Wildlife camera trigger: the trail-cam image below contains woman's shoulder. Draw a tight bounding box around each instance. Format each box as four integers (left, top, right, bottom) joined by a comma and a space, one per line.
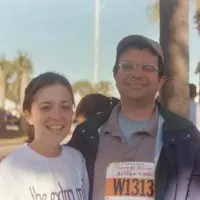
61, 145, 85, 162
0, 144, 29, 168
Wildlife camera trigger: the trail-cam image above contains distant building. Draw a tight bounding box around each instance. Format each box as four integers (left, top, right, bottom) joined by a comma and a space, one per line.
4, 99, 20, 117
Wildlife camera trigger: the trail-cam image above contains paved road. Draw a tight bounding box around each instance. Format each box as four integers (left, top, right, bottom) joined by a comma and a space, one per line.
0, 144, 20, 158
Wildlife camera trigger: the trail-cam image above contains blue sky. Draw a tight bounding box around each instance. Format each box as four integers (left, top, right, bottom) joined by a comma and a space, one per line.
0, 0, 199, 87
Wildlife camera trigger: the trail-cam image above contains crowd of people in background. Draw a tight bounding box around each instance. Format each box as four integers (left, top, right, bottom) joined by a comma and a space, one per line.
189, 83, 200, 130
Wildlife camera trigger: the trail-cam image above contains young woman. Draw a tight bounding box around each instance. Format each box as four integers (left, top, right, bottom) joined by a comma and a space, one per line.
0, 72, 89, 200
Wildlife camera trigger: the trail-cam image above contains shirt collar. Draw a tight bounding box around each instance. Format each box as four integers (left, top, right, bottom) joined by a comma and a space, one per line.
102, 103, 159, 138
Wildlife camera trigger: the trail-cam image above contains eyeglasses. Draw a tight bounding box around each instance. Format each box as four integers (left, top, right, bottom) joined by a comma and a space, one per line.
118, 62, 159, 73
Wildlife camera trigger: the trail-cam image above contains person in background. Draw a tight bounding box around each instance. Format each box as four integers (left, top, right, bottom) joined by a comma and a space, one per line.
0, 72, 88, 200
74, 93, 119, 125
189, 83, 200, 130
68, 35, 200, 200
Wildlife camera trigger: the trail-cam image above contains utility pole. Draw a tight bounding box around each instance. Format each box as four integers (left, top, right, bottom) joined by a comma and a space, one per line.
93, 0, 100, 84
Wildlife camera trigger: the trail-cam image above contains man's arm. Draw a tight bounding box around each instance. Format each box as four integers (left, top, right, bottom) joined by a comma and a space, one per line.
187, 128, 200, 199
187, 152, 200, 199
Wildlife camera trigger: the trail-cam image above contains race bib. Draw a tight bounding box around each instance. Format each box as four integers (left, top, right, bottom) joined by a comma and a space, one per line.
105, 162, 155, 200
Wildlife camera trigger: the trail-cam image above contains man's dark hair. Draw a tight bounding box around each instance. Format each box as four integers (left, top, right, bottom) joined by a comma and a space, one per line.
75, 94, 119, 119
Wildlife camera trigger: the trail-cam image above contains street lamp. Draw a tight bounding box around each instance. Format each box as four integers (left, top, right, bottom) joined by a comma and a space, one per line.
93, 0, 100, 84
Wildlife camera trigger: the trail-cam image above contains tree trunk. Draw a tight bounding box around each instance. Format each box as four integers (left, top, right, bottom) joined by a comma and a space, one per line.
19, 71, 30, 135
20, 71, 29, 109
198, 72, 200, 103
159, 0, 189, 117
0, 69, 5, 108
0, 69, 6, 132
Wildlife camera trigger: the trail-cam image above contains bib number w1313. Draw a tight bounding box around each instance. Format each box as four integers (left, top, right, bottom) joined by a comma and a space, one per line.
105, 162, 155, 200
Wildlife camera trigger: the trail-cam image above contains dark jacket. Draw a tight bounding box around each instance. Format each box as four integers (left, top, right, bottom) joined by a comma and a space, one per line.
67, 103, 200, 200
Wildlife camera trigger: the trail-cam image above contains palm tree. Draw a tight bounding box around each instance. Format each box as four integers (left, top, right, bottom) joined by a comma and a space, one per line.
94, 81, 113, 96
0, 52, 32, 133
149, 0, 189, 117
12, 52, 32, 135
193, 0, 200, 34
0, 56, 14, 108
150, 0, 200, 24
0, 57, 14, 131
14, 51, 32, 108
195, 62, 200, 101
3, 52, 32, 108
73, 80, 94, 97
72, 80, 113, 98
148, 0, 160, 22
6, 73, 21, 105
0, 59, 5, 108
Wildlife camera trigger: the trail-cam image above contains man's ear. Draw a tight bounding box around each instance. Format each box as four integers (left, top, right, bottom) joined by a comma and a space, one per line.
161, 76, 166, 84
158, 75, 166, 91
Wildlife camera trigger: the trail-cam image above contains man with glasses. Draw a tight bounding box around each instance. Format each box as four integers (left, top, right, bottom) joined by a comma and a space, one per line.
68, 35, 200, 200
